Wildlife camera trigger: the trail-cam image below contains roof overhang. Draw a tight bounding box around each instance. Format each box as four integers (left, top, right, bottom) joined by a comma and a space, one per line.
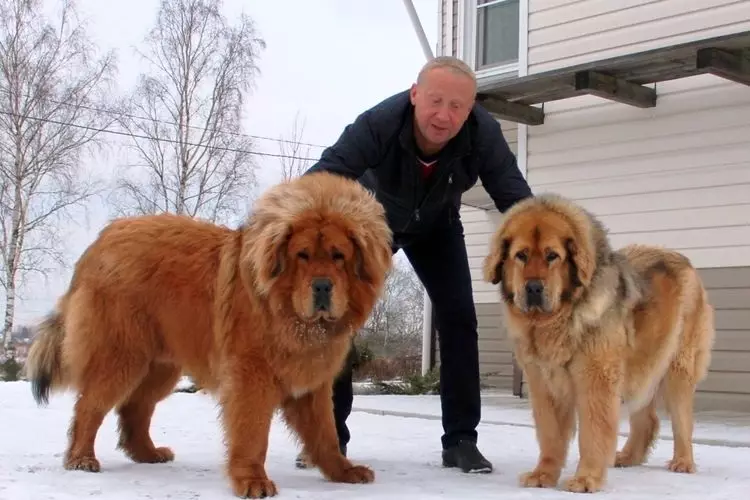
475, 31, 750, 126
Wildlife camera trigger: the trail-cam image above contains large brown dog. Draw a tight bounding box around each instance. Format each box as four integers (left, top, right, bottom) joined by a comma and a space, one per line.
482, 194, 715, 494
24, 171, 393, 498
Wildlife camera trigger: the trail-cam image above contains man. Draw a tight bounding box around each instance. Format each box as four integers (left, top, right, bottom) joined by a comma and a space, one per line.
298, 56, 533, 473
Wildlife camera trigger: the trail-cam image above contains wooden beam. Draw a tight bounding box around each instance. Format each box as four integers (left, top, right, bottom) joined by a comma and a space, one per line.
476, 95, 544, 126
696, 47, 750, 86
574, 70, 657, 108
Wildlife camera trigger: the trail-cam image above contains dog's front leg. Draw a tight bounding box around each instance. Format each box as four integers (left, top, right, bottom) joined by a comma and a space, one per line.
220, 356, 282, 498
565, 352, 624, 493
281, 381, 374, 485
519, 363, 576, 489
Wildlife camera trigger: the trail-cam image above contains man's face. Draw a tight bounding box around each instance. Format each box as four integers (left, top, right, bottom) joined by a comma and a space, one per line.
410, 67, 475, 152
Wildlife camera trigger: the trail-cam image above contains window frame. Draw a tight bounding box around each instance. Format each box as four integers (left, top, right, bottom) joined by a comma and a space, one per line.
459, 0, 528, 81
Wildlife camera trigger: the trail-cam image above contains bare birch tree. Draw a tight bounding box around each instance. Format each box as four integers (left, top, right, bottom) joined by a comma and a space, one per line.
0, 0, 117, 347
111, 0, 266, 224
361, 258, 424, 357
278, 111, 314, 181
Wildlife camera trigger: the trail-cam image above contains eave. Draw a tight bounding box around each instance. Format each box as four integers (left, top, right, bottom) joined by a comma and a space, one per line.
476, 31, 750, 126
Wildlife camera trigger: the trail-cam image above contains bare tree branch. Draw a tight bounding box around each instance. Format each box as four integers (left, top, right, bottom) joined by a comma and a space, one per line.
0, 0, 116, 346
359, 257, 425, 358
110, 0, 266, 224
278, 111, 314, 181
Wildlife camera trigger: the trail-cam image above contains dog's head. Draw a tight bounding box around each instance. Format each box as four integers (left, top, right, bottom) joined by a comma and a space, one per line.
242, 172, 393, 339
483, 195, 604, 321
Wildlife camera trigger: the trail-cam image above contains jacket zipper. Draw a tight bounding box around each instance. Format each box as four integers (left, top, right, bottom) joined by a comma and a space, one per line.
410, 165, 454, 228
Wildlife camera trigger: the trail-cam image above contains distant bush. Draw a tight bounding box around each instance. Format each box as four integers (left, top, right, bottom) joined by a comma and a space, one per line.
2, 358, 22, 381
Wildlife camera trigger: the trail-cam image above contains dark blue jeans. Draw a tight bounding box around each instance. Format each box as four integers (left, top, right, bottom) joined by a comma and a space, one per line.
332, 209, 481, 450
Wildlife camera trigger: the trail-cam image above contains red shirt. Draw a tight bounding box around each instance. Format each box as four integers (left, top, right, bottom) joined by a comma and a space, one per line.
417, 155, 438, 180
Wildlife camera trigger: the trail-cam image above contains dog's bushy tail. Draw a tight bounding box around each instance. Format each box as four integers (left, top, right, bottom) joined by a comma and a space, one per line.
25, 311, 69, 406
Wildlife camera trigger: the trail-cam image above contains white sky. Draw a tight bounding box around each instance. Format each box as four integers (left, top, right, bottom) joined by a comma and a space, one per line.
9, 0, 439, 326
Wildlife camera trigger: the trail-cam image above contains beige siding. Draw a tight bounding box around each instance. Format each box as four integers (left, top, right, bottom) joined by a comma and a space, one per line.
439, 0, 448, 56
526, 74, 750, 269
696, 267, 750, 412
477, 303, 515, 390
452, 0, 459, 57
438, 0, 460, 57
527, 0, 750, 73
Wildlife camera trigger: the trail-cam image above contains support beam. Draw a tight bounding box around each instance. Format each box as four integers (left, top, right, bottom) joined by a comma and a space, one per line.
696, 47, 750, 86
476, 95, 545, 126
574, 70, 657, 108
402, 0, 434, 61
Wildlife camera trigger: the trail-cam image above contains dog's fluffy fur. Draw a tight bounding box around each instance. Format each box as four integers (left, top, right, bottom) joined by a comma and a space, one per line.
482, 193, 715, 493
24, 171, 393, 498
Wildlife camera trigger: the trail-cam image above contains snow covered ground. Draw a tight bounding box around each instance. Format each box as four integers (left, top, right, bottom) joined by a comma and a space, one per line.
1, 381, 749, 499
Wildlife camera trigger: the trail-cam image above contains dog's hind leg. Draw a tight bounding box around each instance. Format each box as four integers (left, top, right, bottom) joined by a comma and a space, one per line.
64, 355, 149, 472
116, 361, 182, 464
615, 398, 659, 467
663, 367, 698, 473
62, 292, 152, 472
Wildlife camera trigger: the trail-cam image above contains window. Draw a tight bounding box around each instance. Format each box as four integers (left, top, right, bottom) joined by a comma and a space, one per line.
475, 0, 520, 71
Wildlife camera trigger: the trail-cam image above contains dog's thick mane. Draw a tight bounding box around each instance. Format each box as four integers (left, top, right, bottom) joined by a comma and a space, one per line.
239, 172, 392, 296
495, 194, 647, 329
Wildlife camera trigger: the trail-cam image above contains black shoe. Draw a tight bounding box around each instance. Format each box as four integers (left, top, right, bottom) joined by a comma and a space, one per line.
442, 440, 493, 473
294, 444, 347, 469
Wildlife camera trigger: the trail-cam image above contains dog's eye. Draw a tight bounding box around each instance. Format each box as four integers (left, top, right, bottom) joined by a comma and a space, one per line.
515, 251, 528, 263
297, 251, 309, 260
546, 252, 559, 262
332, 251, 345, 261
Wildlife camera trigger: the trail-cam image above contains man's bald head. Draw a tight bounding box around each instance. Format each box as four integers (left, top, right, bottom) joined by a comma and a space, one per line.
410, 56, 477, 155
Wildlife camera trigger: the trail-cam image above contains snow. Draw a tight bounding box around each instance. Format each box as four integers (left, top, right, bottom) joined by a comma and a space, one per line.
1, 381, 749, 499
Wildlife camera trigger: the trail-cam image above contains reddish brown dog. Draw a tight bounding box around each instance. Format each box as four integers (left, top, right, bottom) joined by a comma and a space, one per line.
25, 171, 393, 498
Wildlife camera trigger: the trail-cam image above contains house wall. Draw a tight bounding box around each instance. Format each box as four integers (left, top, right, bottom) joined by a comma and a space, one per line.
442, 0, 750, 409
527, 0, 750, 73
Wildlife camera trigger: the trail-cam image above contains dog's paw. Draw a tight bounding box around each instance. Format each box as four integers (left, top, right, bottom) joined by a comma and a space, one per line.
129, 446, 175, 464
614, 450, 642, 468
330, 464, 375, 484
563, 474, 603, 493
64, 455, 101, 473
519, 468, 559, 488
231, 476, 278, 498
667, 457, 696, 474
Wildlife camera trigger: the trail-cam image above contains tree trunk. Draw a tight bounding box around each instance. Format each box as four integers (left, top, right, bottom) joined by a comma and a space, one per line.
2, 180, 23, 349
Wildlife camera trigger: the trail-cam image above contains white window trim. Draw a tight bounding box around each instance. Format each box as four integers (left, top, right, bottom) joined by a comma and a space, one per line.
460, 0, 528, 82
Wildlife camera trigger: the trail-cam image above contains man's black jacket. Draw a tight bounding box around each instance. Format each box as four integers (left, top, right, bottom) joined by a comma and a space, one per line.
305, 90, 533, 242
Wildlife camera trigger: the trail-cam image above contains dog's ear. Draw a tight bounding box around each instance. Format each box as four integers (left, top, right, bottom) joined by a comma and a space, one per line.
349, 233, 393, 285
241, 217, 291, 294
565, 237, 593, 288
350, 236, 369, 282
269, 234, 290, 279
483, 237, 511, 285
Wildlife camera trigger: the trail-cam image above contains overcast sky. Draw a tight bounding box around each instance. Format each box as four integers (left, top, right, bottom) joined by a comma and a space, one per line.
11, 0, 439, 325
